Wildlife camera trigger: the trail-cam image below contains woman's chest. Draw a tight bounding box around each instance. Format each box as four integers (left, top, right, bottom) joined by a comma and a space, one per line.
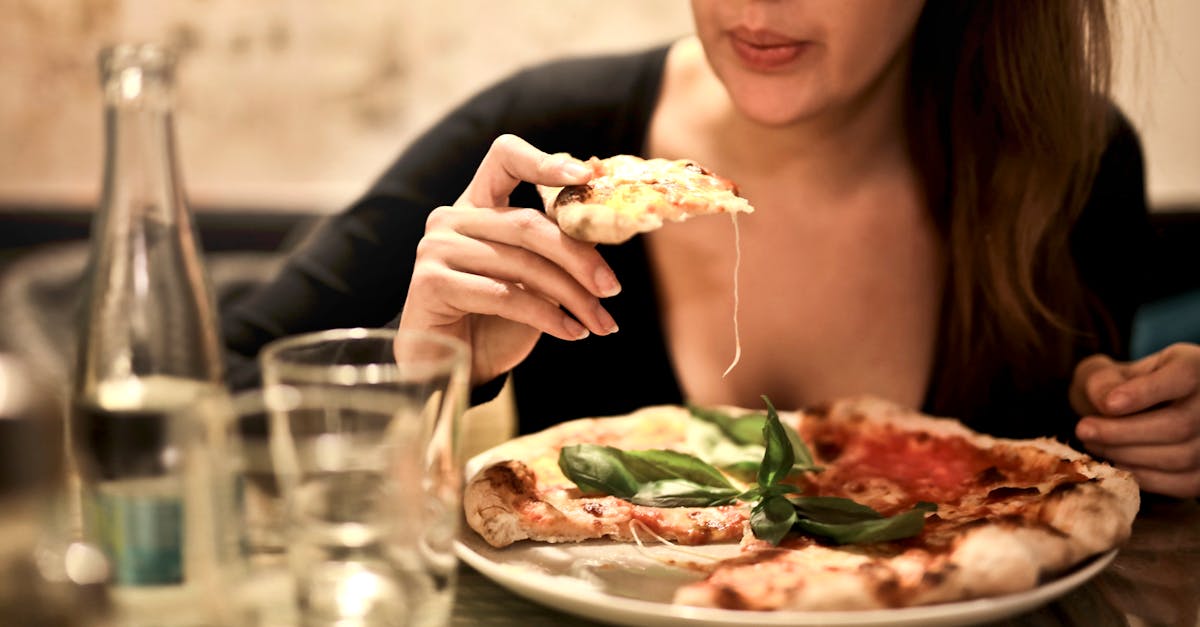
644, 197, 945, 412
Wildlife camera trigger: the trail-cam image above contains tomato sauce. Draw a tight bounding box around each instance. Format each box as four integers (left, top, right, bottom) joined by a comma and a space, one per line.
805, 422, 1085, 508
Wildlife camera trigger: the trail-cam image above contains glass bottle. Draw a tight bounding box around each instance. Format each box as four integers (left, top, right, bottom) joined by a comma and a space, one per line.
71, 42, 227, 624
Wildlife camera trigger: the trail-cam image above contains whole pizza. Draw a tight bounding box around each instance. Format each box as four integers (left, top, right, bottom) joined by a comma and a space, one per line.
462, 397, 1138, 611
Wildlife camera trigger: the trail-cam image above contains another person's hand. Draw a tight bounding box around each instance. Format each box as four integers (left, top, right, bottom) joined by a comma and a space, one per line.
1071, 343, 1200, 498
399, 134, 621, 385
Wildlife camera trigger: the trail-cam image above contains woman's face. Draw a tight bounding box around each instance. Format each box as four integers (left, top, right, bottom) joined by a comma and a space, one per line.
690, 0, 926, 126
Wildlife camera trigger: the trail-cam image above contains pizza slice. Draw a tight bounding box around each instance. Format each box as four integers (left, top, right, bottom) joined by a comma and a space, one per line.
538, 155, 755, 244
462, 406, 748, 547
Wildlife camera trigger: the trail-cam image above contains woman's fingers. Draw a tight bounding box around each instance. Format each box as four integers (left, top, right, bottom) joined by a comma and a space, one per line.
417, 229, 618, 336
1069, 354, 1125, 415
401, 134, 602, 384
408, 261, 591, 342
459, 134, 592, 209
1085, 436, 1200, 473
1073, 344, 1200, 498
1076, 404, 1200, 447
426, 205, 621, 299
1117, 465, 1200, 500
1104, 349, 1198, 415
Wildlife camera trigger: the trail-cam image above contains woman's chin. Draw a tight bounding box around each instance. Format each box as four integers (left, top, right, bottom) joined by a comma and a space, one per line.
730, 93, 825, 128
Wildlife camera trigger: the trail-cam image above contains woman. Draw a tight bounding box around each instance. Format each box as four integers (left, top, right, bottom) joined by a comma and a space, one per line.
224, 1, 1200, 497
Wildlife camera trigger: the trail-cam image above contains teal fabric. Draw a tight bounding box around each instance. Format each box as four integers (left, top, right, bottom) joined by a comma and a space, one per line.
1131, 288, 1200, 358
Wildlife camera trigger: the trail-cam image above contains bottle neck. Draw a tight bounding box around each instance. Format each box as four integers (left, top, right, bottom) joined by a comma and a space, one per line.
77, 45, 224, 392
100, 70, 187, 228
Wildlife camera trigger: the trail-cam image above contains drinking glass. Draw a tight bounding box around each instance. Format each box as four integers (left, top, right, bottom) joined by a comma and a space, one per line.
259, 328, 469, 627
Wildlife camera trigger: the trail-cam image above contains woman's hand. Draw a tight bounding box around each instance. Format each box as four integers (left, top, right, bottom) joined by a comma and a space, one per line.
1071, 343, 1200, 498
399, 134, 621, 385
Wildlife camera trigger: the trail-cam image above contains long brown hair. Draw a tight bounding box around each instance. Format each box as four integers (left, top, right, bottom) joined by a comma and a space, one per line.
907, 1, 1116, 420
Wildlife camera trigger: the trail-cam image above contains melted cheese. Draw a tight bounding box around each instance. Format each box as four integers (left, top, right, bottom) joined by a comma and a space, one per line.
723, 212, 743, 378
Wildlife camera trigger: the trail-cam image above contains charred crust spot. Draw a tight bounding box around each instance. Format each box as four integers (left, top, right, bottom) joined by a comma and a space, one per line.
727, 548, 792, 567
1047, 479, 1092, 497
858, 562, 903, 607
991, 513, 1028, 526
582, 502, 605, 517
485, 461, 537, 494
920, 563, 957, 587
921, 568, 947, 587
815, 439, 843, 462
714, 584, 751, 610
986, 486, 1040, 501
960, 513, 1071, 539
976, 466, 1007, 485
554, 185, 591, 206
683, 512, 717, 543
876, 579, 903, 608
806, 404, 832, 419
956, 517, 992, 532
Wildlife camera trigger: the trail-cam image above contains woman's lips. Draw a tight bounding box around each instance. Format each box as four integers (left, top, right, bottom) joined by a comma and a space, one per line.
728, 29, 808, 71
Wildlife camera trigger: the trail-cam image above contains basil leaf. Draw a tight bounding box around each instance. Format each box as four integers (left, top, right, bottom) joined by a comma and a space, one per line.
751, 495, 797, 546
687, 405, 767, 445
622, 449, 734, 490
558, 444, 641, 498
721, 460, 762, 482
629, 479, 740, 508
783, 421, 818, 470
727, 415, 769, 446
737, 486, 764, 502
758, 397, 795, 488
685, 418, 764, 477
558, 444, 737, 507
793, 502, 936, 545
788, 496, 883, 524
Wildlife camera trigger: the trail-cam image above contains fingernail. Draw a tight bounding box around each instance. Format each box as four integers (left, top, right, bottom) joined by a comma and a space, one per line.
593, 303, 619, 335
594, 267, 621, 297
563, 315, 589, 340
1107, 392, 1130, 413
1077, 422, 1098, 440
560, 161, 591, 179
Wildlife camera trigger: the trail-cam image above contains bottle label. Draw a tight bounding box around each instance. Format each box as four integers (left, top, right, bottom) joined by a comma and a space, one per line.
92, 488, 184, 585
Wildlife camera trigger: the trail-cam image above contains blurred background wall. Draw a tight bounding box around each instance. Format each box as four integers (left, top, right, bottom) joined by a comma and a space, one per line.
0, 0, 1196, 215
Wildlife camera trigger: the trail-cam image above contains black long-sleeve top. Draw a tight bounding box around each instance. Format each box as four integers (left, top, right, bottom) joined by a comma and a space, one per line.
223, 45, 1155, 441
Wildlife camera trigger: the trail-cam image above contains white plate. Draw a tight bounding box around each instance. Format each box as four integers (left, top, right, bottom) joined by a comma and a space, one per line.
455, 533, 1116, 627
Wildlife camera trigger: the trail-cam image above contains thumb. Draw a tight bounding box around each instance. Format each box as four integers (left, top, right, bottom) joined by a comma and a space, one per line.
458, 135, 591, 208
1069, 354, 1131, 416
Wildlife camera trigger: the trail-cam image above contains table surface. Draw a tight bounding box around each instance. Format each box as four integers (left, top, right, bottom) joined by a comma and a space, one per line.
449, 498, 1200, 627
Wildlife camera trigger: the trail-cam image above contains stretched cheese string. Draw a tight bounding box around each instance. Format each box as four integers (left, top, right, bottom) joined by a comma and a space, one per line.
628, 519, 721, 565
722, 212, 743, 378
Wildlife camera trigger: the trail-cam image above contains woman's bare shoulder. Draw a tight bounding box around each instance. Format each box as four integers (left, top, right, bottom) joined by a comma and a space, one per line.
650, 37, 729, 160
